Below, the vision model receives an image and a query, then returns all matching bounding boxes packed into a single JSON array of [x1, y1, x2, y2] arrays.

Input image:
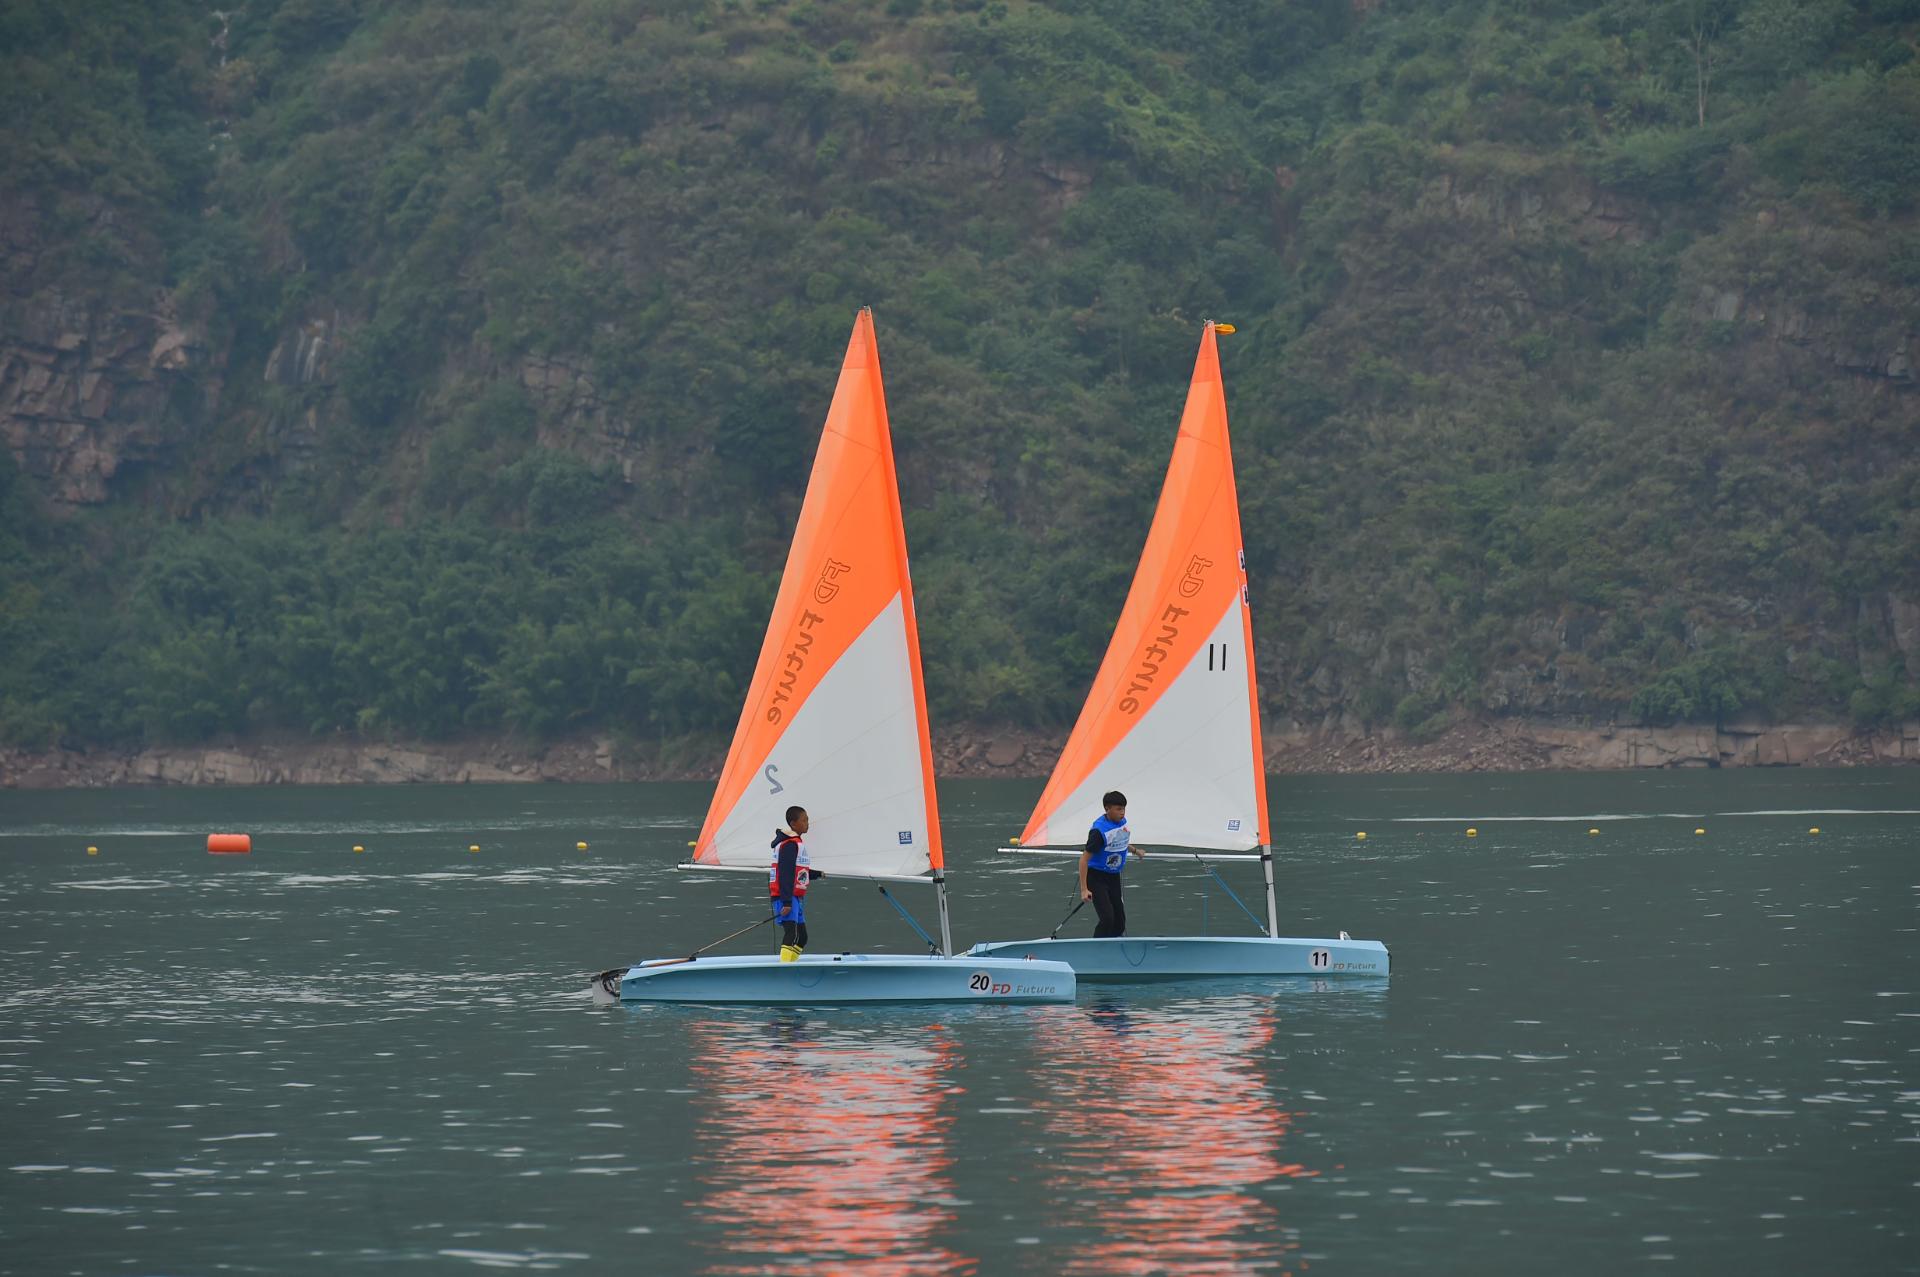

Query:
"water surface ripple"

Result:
[[1, 770, 1913, 1274]]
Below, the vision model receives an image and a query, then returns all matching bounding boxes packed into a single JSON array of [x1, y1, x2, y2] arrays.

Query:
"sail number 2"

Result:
[[764, 764, 783, 795]]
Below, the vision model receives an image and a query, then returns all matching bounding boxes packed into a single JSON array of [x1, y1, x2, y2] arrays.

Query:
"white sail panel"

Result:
[[704, 593, 932, 878], [1026, 597, 1261, 852]]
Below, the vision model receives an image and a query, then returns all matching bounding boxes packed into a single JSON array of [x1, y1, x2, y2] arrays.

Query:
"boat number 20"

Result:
[[1309, 949, 1332, 969], [968, 971, 1010, 995]]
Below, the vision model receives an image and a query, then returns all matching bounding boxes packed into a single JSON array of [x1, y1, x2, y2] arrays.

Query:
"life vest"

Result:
[[1088, 815, 1130, 874], [769, 830, 812, 897]]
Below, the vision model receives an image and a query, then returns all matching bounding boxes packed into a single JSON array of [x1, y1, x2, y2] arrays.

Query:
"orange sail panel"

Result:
[[693, 310, 943, 878], [1018, 323, 1269, 852]]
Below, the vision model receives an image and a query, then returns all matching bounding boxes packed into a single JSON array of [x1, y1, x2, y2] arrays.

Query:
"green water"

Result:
[[1, 769, 1914, 1275]]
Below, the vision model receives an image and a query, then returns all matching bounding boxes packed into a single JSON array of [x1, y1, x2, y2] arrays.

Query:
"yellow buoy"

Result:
[[469, 844, 480, 853], [87, 845, 98, 856], [1355, 831, 1367, 841], [353, 844, 365, 853], [1589, 828, 1600, 836], [1808, 827, 1820, 835], [576, 841, 588, 851], [1215, 322, 1237, 334], [1694, 828, 1705, 836], [1466, 827, 1478, 837]]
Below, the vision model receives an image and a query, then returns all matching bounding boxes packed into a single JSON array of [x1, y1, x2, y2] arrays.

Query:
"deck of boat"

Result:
[[610, 951, 1077, 1004], [964, 935, 1389, 981]]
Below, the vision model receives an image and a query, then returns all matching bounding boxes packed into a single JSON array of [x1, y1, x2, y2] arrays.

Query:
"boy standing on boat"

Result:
[[771, 806, 824, 961], [1079, 790, 1138, 938]]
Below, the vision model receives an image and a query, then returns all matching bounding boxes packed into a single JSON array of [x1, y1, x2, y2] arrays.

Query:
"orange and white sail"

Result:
[[693, 309, 943, 878], [1019, 323, 1268, 852]]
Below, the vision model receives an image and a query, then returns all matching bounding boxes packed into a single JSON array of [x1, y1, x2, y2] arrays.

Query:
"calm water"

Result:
[[1, 769, 1914, 1275]]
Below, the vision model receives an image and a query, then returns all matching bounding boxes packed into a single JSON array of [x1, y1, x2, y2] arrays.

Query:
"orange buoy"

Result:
[[207, 833, 252, 855]]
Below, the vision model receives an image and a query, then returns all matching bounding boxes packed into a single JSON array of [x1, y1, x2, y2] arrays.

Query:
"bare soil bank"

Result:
[[3, 719, 1915, 788]]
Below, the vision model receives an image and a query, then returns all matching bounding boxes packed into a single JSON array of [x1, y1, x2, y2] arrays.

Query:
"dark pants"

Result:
[[1087, 870, 1126, 938], [774, 897, 809, 949]]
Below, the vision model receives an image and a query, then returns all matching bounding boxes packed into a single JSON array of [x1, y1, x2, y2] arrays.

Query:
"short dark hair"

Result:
[[1102, 790, 1127, 808], [785, 805, 807, 826]]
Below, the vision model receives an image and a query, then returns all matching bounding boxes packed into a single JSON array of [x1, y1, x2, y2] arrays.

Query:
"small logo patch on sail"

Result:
[[898, 830, 913, 844], [813, 558, 852, 604]]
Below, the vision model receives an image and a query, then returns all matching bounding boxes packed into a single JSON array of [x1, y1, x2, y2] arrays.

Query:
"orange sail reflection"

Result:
[[1031, 995, 1315, 1275], [686, 1016, 975, 1277]]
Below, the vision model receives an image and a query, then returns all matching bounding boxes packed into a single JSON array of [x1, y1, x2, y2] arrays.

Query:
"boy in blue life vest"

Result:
[[1078, 790, 1139, 938], [770, 806, 825, 962]]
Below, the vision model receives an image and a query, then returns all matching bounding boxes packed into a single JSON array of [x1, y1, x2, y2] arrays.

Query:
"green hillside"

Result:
[[2, 0, 1916, 751]]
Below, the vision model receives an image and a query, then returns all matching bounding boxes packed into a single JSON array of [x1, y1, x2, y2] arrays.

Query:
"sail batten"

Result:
[[1019, 323, 1267, 854], [694, 310, 942, 879]]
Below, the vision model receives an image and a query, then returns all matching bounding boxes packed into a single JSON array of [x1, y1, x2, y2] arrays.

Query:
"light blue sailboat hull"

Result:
[[612, 952, 1076, 1004], [964, 935, 1390, 981]]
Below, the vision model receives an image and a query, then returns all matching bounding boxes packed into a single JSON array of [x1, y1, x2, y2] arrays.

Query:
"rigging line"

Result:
[[1194, 852, 1266, 932], [875, 884, 940, 954]]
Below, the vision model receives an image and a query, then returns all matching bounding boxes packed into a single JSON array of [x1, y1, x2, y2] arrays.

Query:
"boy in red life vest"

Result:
[[771, 805, 825, 962], [1078, 790, 1140, 938]]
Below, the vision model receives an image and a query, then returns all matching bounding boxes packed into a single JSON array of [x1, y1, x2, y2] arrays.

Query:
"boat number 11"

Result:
[[1309, 949, 1331, 969]]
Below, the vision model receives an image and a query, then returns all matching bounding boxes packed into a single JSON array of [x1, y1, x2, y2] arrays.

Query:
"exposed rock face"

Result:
[[263, 314, 338, 386], [0, 291, 210, 506], [1422, 169, 1648, 246], [1264, 718, 1920, 774], [2, 720, 1913, 788], [2, 735, 638, 789], [0, 196, 217, 507]]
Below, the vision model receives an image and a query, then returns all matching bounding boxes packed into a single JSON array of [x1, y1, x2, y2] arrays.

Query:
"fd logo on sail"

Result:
[[813, 558, 852, 604], [1177, 555, 1212, 598]]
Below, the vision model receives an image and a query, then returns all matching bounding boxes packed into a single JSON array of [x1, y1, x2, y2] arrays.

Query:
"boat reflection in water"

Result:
[[686, 1015, 974, 1276], [1032, 986, 1364, 1275]]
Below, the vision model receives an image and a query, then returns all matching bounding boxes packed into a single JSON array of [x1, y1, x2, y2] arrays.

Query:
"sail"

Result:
[[693, 309, 943, 878], [1019, 323, 1268, 852]]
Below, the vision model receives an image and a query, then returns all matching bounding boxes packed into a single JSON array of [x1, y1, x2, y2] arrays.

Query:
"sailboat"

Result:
[[967, 322, 1389, 981], [600, 309, 1074, 1004]]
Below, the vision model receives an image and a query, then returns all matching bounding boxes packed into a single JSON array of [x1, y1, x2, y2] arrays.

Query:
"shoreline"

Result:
[[2, 718, 1914, 788]]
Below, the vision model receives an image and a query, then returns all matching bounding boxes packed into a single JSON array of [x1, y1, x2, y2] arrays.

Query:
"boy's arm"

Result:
[[774, 842, 798, 901]]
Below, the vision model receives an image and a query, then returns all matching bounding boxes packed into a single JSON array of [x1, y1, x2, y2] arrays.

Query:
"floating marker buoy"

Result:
[[469, 844, 480, 853], [1215, 323, 1237, 334], [87, 845, 98, 856], [1589, 828, 1600, 836], [207, 833, 252, 855], [576, 841, 588, 851], [1808, 827, 1819, 835], [1466, 827, 1478, 837], [1694, 828, 1706, 836], [353, 845, 365, 853], [1355, 831, 1367, 841]]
